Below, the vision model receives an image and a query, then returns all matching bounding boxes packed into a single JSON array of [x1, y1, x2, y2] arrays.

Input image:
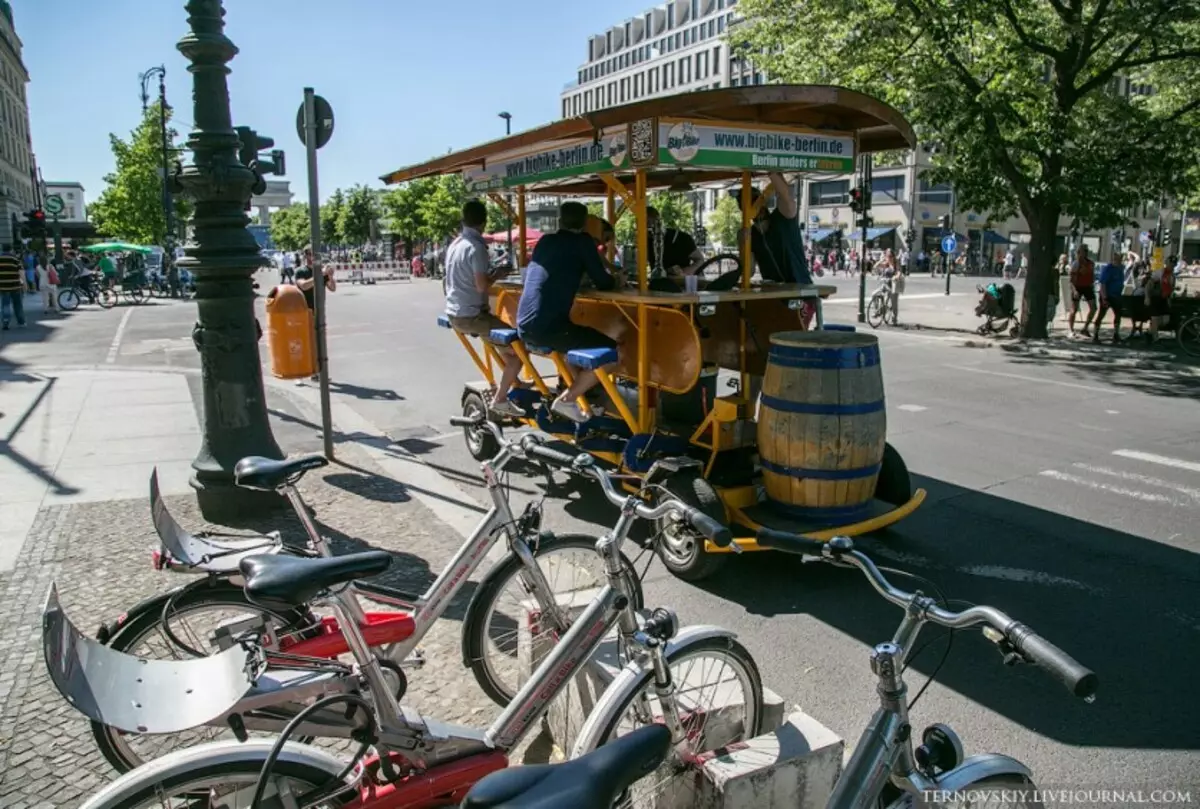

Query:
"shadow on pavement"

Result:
[[328, 380, 405, 402], [0, 371, 80, 495], [1003, 351, 1200, 398], [324, 471, 412, 504], [681, 471, 1200, 750]]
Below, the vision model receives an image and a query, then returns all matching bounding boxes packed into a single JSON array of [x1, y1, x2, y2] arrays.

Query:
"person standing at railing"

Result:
[[294, 244, 336, 383]]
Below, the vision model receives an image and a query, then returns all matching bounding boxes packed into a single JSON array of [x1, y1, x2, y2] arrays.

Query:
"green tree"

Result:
[[418, 175, 469, 242], [320, 188, 346, 247], [269, 203, 311, 252], [484, 197, 514, 234], [708, 196, 743, 249], [734, 0, 1200, 337], [381, 178, 434, 259], [90, 102, 192, 245], [337, 184, 381, 245], [614, 192, 694, 244]]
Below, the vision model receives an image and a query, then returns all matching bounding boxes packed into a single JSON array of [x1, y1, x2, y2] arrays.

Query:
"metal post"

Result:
[[857, 154, 871, 321], [177, 0, 284, 517], [304, 88, 334, 460], [945, 182, 956, 295], [158, 71, 178, 294], [499, 112, 513, 265]]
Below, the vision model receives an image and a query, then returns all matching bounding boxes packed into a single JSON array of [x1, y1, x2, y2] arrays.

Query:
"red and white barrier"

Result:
[[328, 260, 413, 284]]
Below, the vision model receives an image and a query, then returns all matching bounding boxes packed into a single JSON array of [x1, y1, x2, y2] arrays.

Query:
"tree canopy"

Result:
[[734, 0, 1200, 336], [379, 175, 469, 250], [268, 203, 311, 253], [337, 185, 381, 245], [320, 189, 346, 247], [612, 192, 695, 245], [89, 102, 192, 246], [708, 196, 742, 250]]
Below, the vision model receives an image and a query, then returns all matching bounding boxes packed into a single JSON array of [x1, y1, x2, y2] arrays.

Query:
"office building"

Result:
[[0, 0, 36, 247], [43, 182, 87, 222]]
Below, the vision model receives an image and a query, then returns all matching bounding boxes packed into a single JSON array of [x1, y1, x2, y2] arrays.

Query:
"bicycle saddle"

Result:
[[234, 454, 328, 491], [461, 724, 670, 809], [240, 551, 391, 609]]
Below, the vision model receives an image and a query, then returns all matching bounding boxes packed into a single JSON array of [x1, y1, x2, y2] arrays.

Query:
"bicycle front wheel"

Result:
[[463, 532, 645, 707], [91, 580, 316, 774], [57, 287, 80, 311], [79, 741, 354, 809], [583, 636, 764, 809], [1178, 315, 1200, 358], [867, 294, 888, 329]]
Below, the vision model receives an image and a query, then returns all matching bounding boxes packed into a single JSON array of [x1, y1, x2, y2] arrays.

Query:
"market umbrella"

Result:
[[81, 242, 154, 254], [483, 227, 543, 245]]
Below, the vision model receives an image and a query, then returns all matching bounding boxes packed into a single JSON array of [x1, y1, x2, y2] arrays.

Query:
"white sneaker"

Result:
[[550, 398, 589, 424], [490, 400, 523, 418]]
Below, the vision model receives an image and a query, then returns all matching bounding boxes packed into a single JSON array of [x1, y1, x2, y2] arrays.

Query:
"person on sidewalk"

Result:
[[444, 199, 523, 418], [1093, 258, 1125, 345], [1067, 244, 1097, 338], [0, 244, 26, 329], [1002, 247, 1015, 280], [37, 256, 57, 314], [295, 245, 336, 382], [516, 201, 623, 424]]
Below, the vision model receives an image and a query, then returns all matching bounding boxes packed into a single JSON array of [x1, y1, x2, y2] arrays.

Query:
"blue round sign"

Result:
[[941, 235, 958, 254]]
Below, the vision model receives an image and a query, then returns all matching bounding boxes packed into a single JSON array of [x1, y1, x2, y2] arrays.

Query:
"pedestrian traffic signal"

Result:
[[24, 209, 46, 236], [849, 187, 865, 213], [939, 214, 951, 231]]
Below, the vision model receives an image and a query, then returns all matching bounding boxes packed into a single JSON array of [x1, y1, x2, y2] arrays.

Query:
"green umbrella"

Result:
[[81, 242, 154, 254]]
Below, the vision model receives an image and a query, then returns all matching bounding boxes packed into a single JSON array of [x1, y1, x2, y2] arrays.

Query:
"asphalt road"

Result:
[[5, 275, 1198, 798]]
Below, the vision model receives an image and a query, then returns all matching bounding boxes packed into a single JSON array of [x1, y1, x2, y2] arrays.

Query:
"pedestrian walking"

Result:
[[1002, 247, 1015, 279], [0, 244, 26, 329], [1093, 258, 1124, 344], [1067, 245, 1097, 338], [37, 257, 57, 313]]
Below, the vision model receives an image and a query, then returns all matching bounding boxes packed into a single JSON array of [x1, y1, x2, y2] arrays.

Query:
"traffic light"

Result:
[[849, 187, 865, 214], [1160, 228, 1171, 247], [24, 208, 46, 237], [939, 214, 951, 231]]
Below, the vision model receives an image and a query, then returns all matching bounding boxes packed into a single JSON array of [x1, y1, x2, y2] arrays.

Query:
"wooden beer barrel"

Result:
[[757, 330, 886, 523]]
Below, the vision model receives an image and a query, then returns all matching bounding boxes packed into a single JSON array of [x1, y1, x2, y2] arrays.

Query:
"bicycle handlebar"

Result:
[[449, 416, 733, 548], [755, 530, 1097, 700]]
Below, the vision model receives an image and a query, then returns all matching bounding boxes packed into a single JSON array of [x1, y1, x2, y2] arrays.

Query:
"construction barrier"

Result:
[[328, 260, 413, 285]]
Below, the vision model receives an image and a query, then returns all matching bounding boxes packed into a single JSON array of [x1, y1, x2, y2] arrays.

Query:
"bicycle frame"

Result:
[[828, 603, 1032, 809]]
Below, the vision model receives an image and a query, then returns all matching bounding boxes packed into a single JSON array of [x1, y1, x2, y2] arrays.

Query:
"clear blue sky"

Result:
[[20, 0, 652, 205]]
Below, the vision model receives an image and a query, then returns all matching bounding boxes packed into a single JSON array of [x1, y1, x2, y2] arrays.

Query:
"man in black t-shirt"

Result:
[[647, 207, 704, 278]]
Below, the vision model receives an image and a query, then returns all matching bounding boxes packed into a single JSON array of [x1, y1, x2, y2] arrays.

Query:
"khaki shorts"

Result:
[[450, 311, 508, 337]]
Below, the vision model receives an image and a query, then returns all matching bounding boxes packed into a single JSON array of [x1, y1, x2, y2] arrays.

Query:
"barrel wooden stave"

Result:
[[758, 331, 886, 522]]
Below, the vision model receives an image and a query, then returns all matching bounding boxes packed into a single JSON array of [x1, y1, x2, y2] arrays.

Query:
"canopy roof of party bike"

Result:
[[380, 85, 915, 196]]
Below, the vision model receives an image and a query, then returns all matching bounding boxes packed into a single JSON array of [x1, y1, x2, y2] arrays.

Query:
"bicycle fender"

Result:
[[568, 624, 738, 759], [79, 740, 349, 809]]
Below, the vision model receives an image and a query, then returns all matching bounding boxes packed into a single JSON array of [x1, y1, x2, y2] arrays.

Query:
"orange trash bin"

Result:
[[265, 285, 315, 378]]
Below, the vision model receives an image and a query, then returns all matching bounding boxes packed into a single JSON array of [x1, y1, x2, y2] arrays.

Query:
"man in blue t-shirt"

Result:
[[516, 201, 623, 423], [1094, 258, 1125, 344]]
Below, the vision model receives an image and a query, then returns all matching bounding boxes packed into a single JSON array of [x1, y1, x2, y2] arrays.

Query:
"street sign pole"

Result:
[[856, 154, 872, 323], [945, 186, 956, 295], [302, 87, 334, 460]]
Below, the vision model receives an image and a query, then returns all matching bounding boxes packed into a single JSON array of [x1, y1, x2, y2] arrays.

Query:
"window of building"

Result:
[[871, 175, 906, 203], [692, 0, 700, 18], [753, 72, 763, 85], [700, 23, 708, 40], [808, 180, 849, 206], [708, 19, 716, 37], [608, 82, 615, 105], [718, 15, 726, 33], [918, 178, 952, 204], [695, 53, 703, 79], [675, 32, 683, 48], [625, 21, 631, 42], [562, 98, 570, 118], [731, 76, 739, 86], [620, 78, 628, 102], [668, 4, 675, 27], [606, 31, 613, 52]]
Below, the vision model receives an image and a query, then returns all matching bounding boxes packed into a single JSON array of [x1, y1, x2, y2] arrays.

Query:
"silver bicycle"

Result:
[[52, 436, 764, 809], [84, 420, 648, 772], [756, 529, 1097, 809]]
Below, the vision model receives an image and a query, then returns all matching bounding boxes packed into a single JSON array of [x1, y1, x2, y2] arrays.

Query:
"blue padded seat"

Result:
[[488, 328, 519, 345], [566, 347, 618, 370], [436, 315, 452, 329]]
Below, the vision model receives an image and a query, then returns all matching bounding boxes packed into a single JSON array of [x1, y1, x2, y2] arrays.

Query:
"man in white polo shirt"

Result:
[[445, 199, 522, 417]]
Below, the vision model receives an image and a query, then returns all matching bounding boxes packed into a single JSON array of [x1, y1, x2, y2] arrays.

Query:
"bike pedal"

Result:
[[399, 650, 426, 668]]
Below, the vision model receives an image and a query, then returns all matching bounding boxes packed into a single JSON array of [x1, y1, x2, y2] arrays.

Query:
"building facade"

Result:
[[0, 1, 35, 249], [42, 182, 86, 223], [560, 0, 750, 121]]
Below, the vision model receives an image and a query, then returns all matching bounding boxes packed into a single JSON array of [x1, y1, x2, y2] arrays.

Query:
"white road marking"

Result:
[[1074, 464, 1200, 500], [105, 308, 134, 364], [1105, 410, 1120, 415], [1037, 470, 1172, 503], [824, 292, 969, 304], [897, 404, 927, 412], [960, 564, 1096, 592], [1112, 449, 1200, 474], [945, 364, 1120, 394]]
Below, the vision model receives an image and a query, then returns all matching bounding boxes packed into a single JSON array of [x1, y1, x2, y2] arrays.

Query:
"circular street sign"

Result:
[[941, 234, 958, 254], [296, 95, 335, 150], [44, 194, 65, 216], [832, 208, 840, 221]]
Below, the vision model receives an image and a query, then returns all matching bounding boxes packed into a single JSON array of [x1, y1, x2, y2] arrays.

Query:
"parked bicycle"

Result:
[[1178, 312, 1200, 357], [52, 427, 763, 809], [867, 276, 899, 328], [85, 421, 649, 773], [754, 529, 1098, 808]]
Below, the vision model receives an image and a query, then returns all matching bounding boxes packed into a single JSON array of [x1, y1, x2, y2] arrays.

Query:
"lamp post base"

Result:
[[190, 472, 287, 522]]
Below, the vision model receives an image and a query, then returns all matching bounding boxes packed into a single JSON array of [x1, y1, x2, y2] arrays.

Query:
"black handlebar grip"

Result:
[[529, 443, 580, 468], [1010, 624, 1099, 700], [684, 508, 733, 548], [450, 415, 485, 427], [755, 528, 828, 555]]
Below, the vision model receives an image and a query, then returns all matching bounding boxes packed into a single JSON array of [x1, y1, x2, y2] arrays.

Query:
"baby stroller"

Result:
[[975, 282, 1021, 336]]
